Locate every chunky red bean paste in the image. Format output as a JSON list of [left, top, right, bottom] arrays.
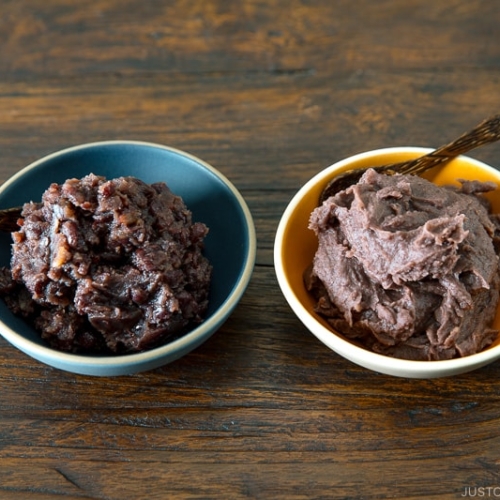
[[305, 169, 500, 360], [0, 174, 212, 354]]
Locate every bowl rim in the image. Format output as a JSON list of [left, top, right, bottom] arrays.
[[0, 140, 257, 371], [274, 146, 500, 377]]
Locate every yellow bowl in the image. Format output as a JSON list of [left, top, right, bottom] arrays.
[[274, 147, 500, 378]]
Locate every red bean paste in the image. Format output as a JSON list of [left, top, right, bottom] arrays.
[[0, 174, 212, 354], [305, 168, 500, 360]]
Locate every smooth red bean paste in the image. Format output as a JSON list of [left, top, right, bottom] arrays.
[[305, 168, 500, 360], [0, 174, 212, 354]]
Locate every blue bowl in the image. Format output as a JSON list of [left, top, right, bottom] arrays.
[[0, 141, 256, 375]]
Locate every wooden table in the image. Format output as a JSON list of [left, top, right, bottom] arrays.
[[1, 1, 500, 498]]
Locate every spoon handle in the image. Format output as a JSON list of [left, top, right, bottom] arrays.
[[319, 114, 500, 204], [393, 114, 500, 176], [0, 207, 22, 232]]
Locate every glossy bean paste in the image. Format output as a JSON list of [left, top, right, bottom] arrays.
[[0, 174, 212, 354]]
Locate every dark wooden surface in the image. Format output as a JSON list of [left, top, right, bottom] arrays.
[[1, 1, 500, 499]]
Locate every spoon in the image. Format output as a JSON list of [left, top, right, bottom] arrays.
[[319, 114, 500, 205], [0, 206, 23, 233]]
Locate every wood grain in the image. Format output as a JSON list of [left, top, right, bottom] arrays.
[[1, 1, 500, 498]]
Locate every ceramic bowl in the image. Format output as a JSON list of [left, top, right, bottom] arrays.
[[274, 147, 500, 378], [0, 141, 256, 376]]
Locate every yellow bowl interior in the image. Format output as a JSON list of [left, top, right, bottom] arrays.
[[280, 150, 500, 350]]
